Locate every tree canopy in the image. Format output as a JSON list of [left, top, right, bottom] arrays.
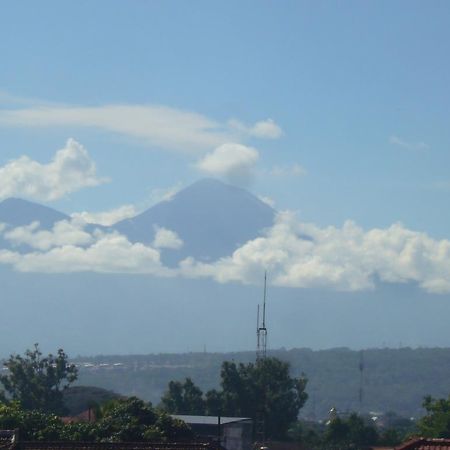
[[418, 395, 450, 438], [0, 344, 78, 415], [0, 397, 192, 442], [161, 357, 308, 439]]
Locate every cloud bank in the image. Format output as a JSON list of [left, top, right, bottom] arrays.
[[1, 213, 449, 294], [0, 139, 107, 201]]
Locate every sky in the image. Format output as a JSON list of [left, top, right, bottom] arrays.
[[1, 3, 450, 292]]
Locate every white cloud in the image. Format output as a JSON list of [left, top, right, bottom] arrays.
[[4, 220, 94, 250], [1, 213, 450, 294], [0, 97, 284, 152], [71, 205, 137, 226], [0, 105, 231, 154], [389, 135, 430, 151], [180, 212, 450, 294], [5, 231, 170, 276], [0, 138, 107, 201], [195, 143, 259, 186], [267, 163, 306, 177], [229, 118, 283, 139], [153, 227, 184, 250]]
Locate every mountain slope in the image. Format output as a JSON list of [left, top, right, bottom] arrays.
[[114, 178, 276, 263], [0, 197, 69, 229]]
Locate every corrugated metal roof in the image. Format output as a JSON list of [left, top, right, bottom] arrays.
[[172, 415, 251, 425]]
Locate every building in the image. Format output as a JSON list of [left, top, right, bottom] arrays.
[[171, 416, 253, 450]]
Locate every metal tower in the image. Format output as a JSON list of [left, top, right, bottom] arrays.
[[359, 350, 364, 413], [256, 272, 268, 361], [255, 272, 268, 446]]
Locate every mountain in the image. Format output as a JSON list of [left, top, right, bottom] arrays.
[[0, 180, 275, 262], [0, 197, 69, 229], [114, 178, 276, 263]]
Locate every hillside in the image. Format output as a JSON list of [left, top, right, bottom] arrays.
[[73, 347, 450, 420]]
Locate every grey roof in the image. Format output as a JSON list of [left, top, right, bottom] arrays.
[[172, 415, 252, 425]]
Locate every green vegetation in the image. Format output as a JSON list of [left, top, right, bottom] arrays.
[[73, 347, 450, 418], [161, 357, 308, 440], [0, 397, 192, 442], [288, 412, 416, 450], [418, 395, 450, 438], [0, 344, 78, 415], [63, 386, 123, 416]]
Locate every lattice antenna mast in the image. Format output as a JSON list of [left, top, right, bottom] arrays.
[[359, 350, 364, 413], [256, 272, 268, 361]]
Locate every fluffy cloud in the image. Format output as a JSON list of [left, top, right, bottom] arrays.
[[153, 227, 183, 250], [4, 220, 94, 250], [2, 231, 169, 276], [71, 205, 137, 226], [195, 143, 259, 186], [0, 139, 107, 201], [1, 214, 450, 294], [180, 212, 450, 294]]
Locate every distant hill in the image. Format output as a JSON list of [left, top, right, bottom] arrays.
[[114, 178, 275, 263], [74, 347, 450, 420]]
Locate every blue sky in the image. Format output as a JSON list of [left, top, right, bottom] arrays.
[[1, 1, 450, 236], [2, 2, 450, 354], [1, 2, 450, 257]]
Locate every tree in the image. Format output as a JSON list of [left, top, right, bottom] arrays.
[[418, 395, 450, 438], [218, 357, 308, 439], [0, 397, 192, 442], [162, 357, 308, 440], [160, 378, 205, 415], [0, 344, 78, 415], [324, 414, 379, 450]]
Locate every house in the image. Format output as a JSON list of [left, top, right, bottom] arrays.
[[171, 415, 253, 450], [395, 438, 450, 450]]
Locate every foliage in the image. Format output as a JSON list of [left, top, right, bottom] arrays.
[[0, 344, 78, 415], [160, 378, 205, 415], [63, 386, 123, 415], [161, 357, 307, 440], [418, 395, 450, 438], [74, 347, 450, 420], [0, 397, 192, 442], [323, 414, 379, 450], [0, 402, 64, 441]]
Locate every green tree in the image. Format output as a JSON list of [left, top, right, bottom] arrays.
[[160, 378, 205, 415], [161, 357, 307, 439], [324, 414, 379, 450], [418, 395, 450, 438], [0, 401, 64, 440], [0, 344, 78, 415], [216, 357, 307, 439]]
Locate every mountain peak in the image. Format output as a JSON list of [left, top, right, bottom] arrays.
[[115, 179, 275, 263]]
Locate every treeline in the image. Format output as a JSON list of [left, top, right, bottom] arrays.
[[74, 347, 450, 418], [3, 346, 450, 449]]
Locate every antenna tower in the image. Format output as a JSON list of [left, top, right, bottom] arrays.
[[359, 350, 364, 413], [256, 272, 268, 361]]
